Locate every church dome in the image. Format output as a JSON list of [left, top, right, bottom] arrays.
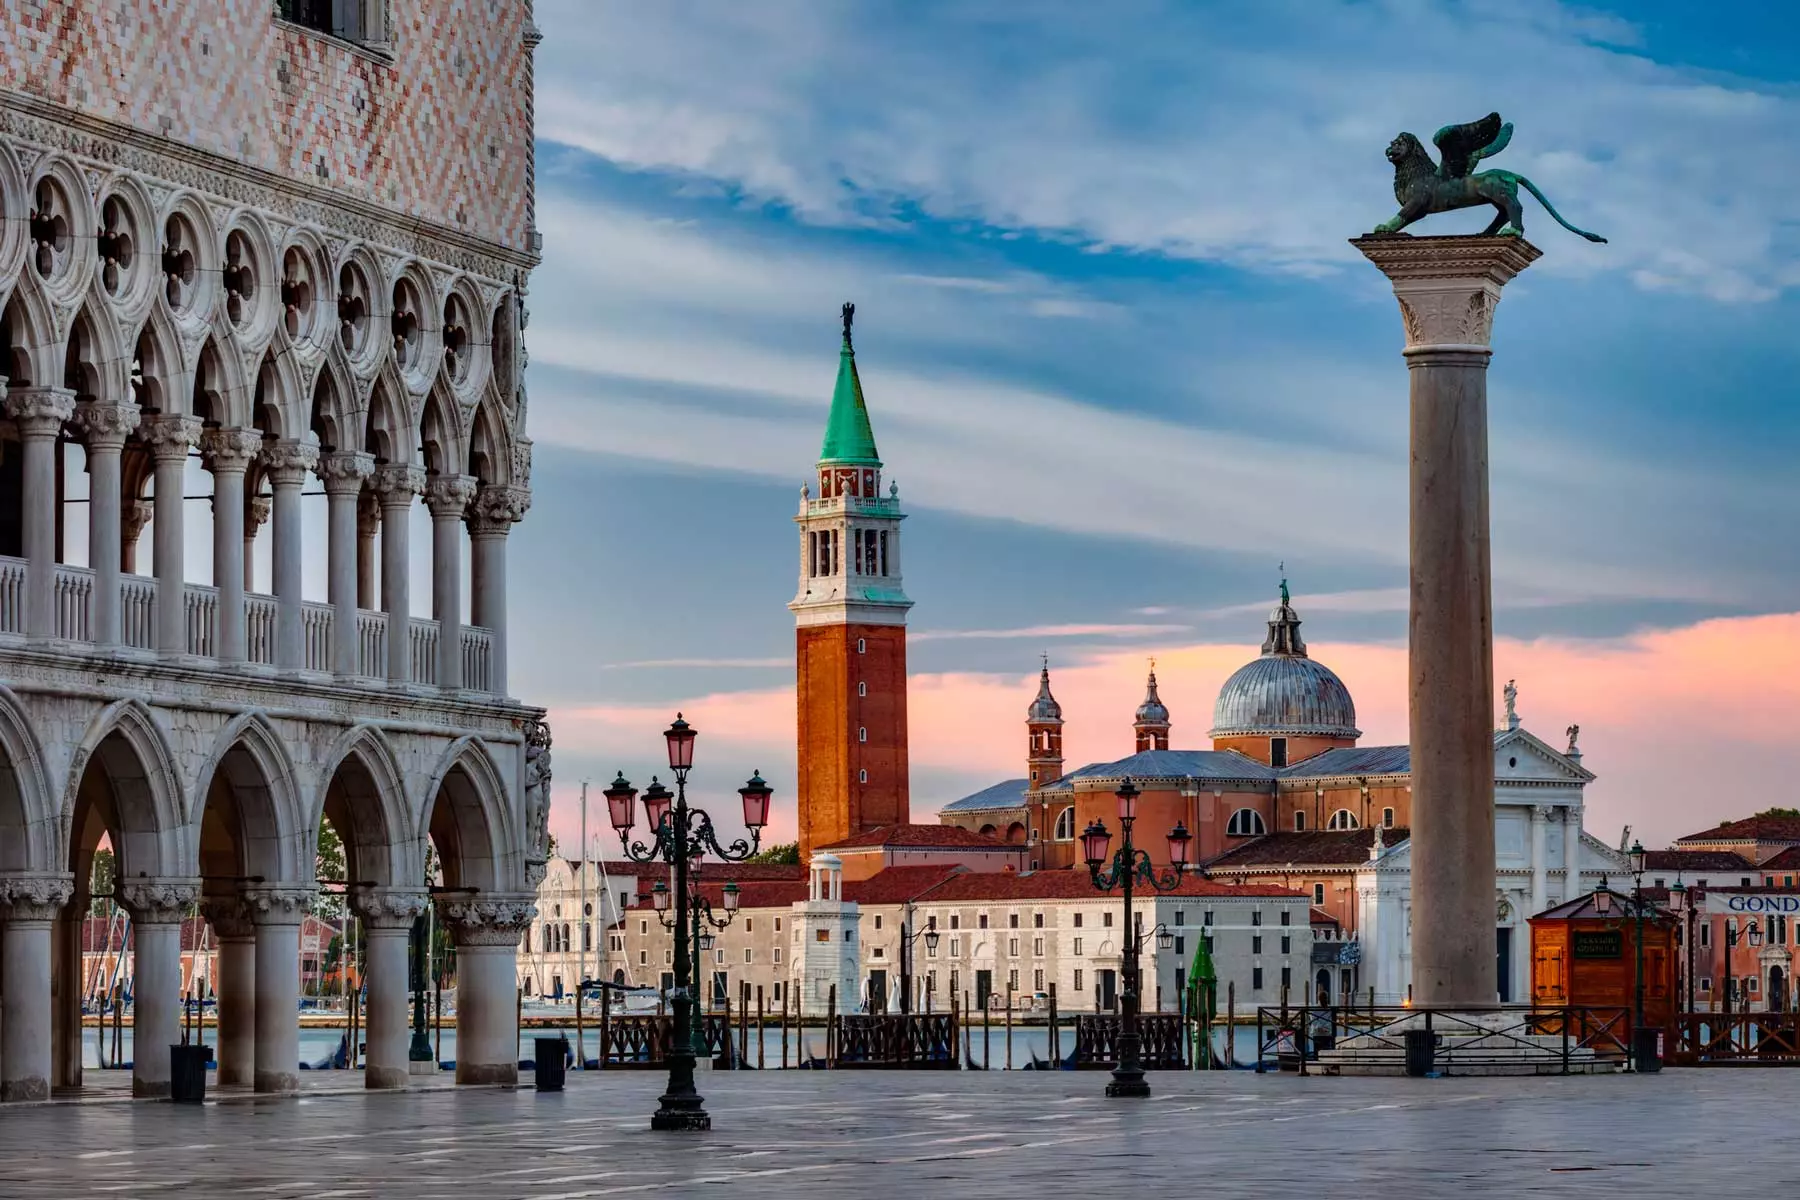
[[1028, 663, 1062, 722], [1209, 581, 1359, 740]]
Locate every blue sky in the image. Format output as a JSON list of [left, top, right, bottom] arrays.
[[515, 0, 1800, 849]]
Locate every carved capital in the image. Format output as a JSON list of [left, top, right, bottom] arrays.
[[1351, 235, 1541, 353], [317, 450, 377, 496], [349, 888, 429, 930], [424, 473, 478, 518], [200, 426, 263, 473], [259, 437, 320, 485], [466, 484, 530, 535], [241, 884, 314, 926], [371, 463, 426, 504], [357, 489, 382, 536], [435, 893, 536, 947], [246, 494, 272, 535], [122, 499, 154, 544], [199, 896, 257, 940], [73, 402, 141, 450], [117, 877, 201, 924], [0, 873, 75, 922], [3, 386, 77, 437], [139, 414, 204, 463]]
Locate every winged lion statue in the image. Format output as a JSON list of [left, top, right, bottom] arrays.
[[1372, 112, 1606, 243]]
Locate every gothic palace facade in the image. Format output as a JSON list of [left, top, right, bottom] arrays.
[[0, 1, 551, 1099]]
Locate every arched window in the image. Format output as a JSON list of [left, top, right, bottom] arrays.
[[1293, 811, 1306, 832], [1382, 807, 1395, 829], [859, 768, 868, 783], [1226, 809, 1266, 837], [1053, 806, 1076, 841], [1327, 809, 1360, 830]]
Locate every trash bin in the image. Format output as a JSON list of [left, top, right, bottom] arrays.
[[1633, 1027, 1662, 1074], [170, 1044, 210, 1103], [534, 1037, 566, 1092], [1403, 1029, 1436, 1077]]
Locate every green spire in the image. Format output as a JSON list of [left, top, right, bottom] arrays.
[[819, 302, 881, 466]]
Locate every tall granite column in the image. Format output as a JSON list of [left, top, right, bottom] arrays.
[[0, 875, 74, 1101], [1353, 234, 1540, 1009], [200, 897, 257, 1086], [350, 889, 426, 1089], [118, 879, 200, 1097], [243, 886, 310, 1093]]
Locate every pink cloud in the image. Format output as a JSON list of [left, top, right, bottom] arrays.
[[544, 612, 1800, 855]]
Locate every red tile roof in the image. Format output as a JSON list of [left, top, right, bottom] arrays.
[[596, 861, 805, 883], [1677, 816, 1800, 845], [1643, 849, 1753, 872], [845, 864, 966, 904], [1207, 829, 1409, 870], [909, 868, 1302, 903], [816, 824, 1018, 851], [1755, 847, 1800, 871]]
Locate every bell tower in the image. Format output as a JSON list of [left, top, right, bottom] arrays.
[[1027, 658, 1064, 788], [791, 304, 913, 860], [1134, 663, 1171, 752]]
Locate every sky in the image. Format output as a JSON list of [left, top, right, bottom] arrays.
[[513, 0, 1800, 858]]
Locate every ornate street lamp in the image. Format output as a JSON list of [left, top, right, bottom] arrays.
[[1628, 839, 1648, 1071], [896, 909, 943, 1015], [611, 714, 772, 1132], [1083, 777, 1188, 1098]]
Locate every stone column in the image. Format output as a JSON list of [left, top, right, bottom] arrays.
[[140, 416, 204, 656], [319, 452, 375, 678], [350, 889, 427, 1089], [1563, 806, 1583, 903], [260, 440, 318, 671], [118, 879, 199, 1097], [372, 465, 424, 684], [1354, 234, 1540, 1010], [1530, 805, 1549, 917], [425, 475, 477, 690], [0, 875, 74, 1101], [467, 486, 529, 695], [4, 389, 76, 638], [201, 429, 261, 665], [51, 894, 85, 1090], [200, 897, 257, 1086], [357, 491, 379, 609], [244, 494, 270, 592], [121, 500, 153, 575], [437, 895, 535, 1085], [73, 403, 139, 648], [243, 885, 310, 1094]]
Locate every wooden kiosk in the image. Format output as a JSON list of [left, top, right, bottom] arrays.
[[1529, 887, 1676, 1031]]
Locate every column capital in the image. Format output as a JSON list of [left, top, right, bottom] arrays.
[[259, 437, 320, 485], [436, 893, 537, 947], [357, 489, 382, 536], [1350, 234, 1541, 352], [2, 386, 77, 436], [317, 449, 377, 496], [139, 414, 205, 463], [73, 401, 141, 450], [349, 887, 429, 930], [198, 896, 257, 940], [467, 484, 530, 535], [123, 499, 153, 544], [246, 494, 272, 535], [241, 884, 315, 926], [424, 473, 478, 518], [0, 872, 75, 922], [117, 877, 201, 924], [372, 462, 426, 504], [200, 426, 263, 473]]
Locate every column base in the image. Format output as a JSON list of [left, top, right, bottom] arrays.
[[132, 1079, 171, 1099], [408, 1059, 438, 1076], [254, 1069, 299, 1094], [1, 1076, 50, 1103], [217, 1065, 253, 1087], [455, 1062, 517, 1086], [1105, 1075, 1151, 1098], [365, 1065, 410, 1089]]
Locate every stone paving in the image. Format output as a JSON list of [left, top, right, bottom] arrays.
[[0, 1068, 1792, 1198]]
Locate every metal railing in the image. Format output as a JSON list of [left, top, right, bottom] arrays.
[[1670, 1012, 1800, 1064], [1253, 1004, 1632, 1075]]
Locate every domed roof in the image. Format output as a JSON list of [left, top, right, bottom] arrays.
[[1028, 662, 1062, 723], [1209, 581, 1359, 739], [1134, 667, 1169, 726]]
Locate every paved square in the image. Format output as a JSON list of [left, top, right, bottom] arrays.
[[0, 1069, 1786, 1198]]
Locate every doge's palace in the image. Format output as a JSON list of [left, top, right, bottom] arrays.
[[0, 1, 549, 1098]]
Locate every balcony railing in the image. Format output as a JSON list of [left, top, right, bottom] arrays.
[[0, 556, 494, 692], [804, 494, 901, 518]]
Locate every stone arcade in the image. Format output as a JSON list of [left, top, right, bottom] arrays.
[[0, 2, 547, 1098]]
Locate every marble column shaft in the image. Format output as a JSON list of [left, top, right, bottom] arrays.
[[244, 886, 310, 1094], [319, 453, 376, 678], [73, 403, 140, 647], [468, 486, 528, 696], [201, 429, 262, 664], [4, 389, 77, 639], [118, 879, 199, 1097], [373, 465, 424, 684], [1530, 806, 1549, 917], [261, 440, 318, 670], [201, 897, 257, 1086], [245, 494, 270, 592], [0, 876, 74, 1102], [351, 890, 427, 1089], [426, 475, 477, 689], [1355, 234, 1540, 1010], [140, 416, 204, 656], [437, 896, 534, 1086], [357, 492, 379, 610]]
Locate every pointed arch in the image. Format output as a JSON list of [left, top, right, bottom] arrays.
[[1, 279, 58, 388], [65, 699, 189, 880], [308, 347, 363, 454], [190, 334, 250, 428], [419, 378, 465, 476], [130, 302, 189, 415], [0, 684, 56, 873], [468, 393, 514, 488], [363, 359, 414, 464], [250, 348, 306, 441], [61, 299, 129, 405], [313, 723, 413, 888], [190, 712, 307, 885], [418, 736, 519, 893]]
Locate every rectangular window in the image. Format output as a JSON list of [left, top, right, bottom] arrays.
[[1008, 969, 1019, 991], [715, 948, 725, 965], [1280, 910, 1291, 927], [1034, 912, 1044, 929], [1073, 969, 1083, 993], [1700, 923, 1710, 947], [1700, 977, 1712, 991], [1175, 936, 1185, 955], [950, 915, 960, 930], [1313, 883, 1326, 905], [927, 970, 937, 993], [874, 915, 882, 930], [1073, 913, 1083, 929], [816, 929, 830, 942], [872, 947, 884, 959], [1174, 910, 1185, 927], [1252, 935, 1263, 954], [845, 928, 855, 943], [639, 920, 648, 935], [950, 938, 961, 955], [775, 917, 782, 933], [1034, 968, 1044, 991], [745, 948, 754, 964], [1203, 910, 1213, 926], [1073, 937, 1083, 956], [664, 950, 672, 965], [1103, 912, 1114, 928], [1294, 811, 1306, 832], [1382, 807, 1395, 829], [979, 914, 989, 929], [1253, 967, 1264, 990], [745, 918, 754, 933], [610, 935, 623, 952], [1008, 937, 1019, 956], [1252, 910, 1262, 927], [1281, 965, 1292, 989], [1033, 937, 1044, 956], [1281, 935, 1291, 954], [639, 950, 648, 966], [1009, 913, 1020, 929], [951, 970, 960, 995], [927, 915, 937, 930], [774, 947, 783, 964], [1270, 737, 1288, 768]]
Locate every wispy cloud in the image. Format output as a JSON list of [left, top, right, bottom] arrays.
[[601, 657, 789, 670], [912, 622, 1190, 643]]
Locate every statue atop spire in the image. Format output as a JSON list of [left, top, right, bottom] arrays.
[[1261, 576, 1307, 658], [1503, 679, 1519, 730], [841, 300, 855, 348], [819, 302, 880, 466]]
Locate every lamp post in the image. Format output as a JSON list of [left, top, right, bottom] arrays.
[[1628, 840, 1650, 1071], [896, 906, 941, 1016], [407, 911, 433, 1070], [653, 873, 741, 1058], [1669, 879, 1689, 1013], [1081, 778, 1192, 1098], [608, 716, 773, 1131]]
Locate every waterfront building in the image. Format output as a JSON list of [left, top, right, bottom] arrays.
[[0, 1, 546, 1099], [1649, 815, 1800, 1012]]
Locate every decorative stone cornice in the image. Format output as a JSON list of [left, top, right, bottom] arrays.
[[139, 414, 205, 463], [436, 894, 536, 947], [349, 888, 429, 930], [73, 402, 141, 449], [241, 884, 315, 926], [317, 450, 377, 496], [200, 427, 263, 473], [1350, 235, 1541, 354], [424, 473, 478, 518], [466, 484, 530, 535], [3, 387, 77, 436], [199, 896, 256, 940], [259, 438, 320, 485], [117, 877, 201, 923], [372, 463, 426, 503], [0, 873, 75, 922]]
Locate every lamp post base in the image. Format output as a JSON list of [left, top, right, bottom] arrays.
[[1106, 1068, 1151, 1098], [650, 1105, 713, 1132]]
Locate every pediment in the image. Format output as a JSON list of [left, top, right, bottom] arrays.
[[1494, 726, 1593, 784]]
